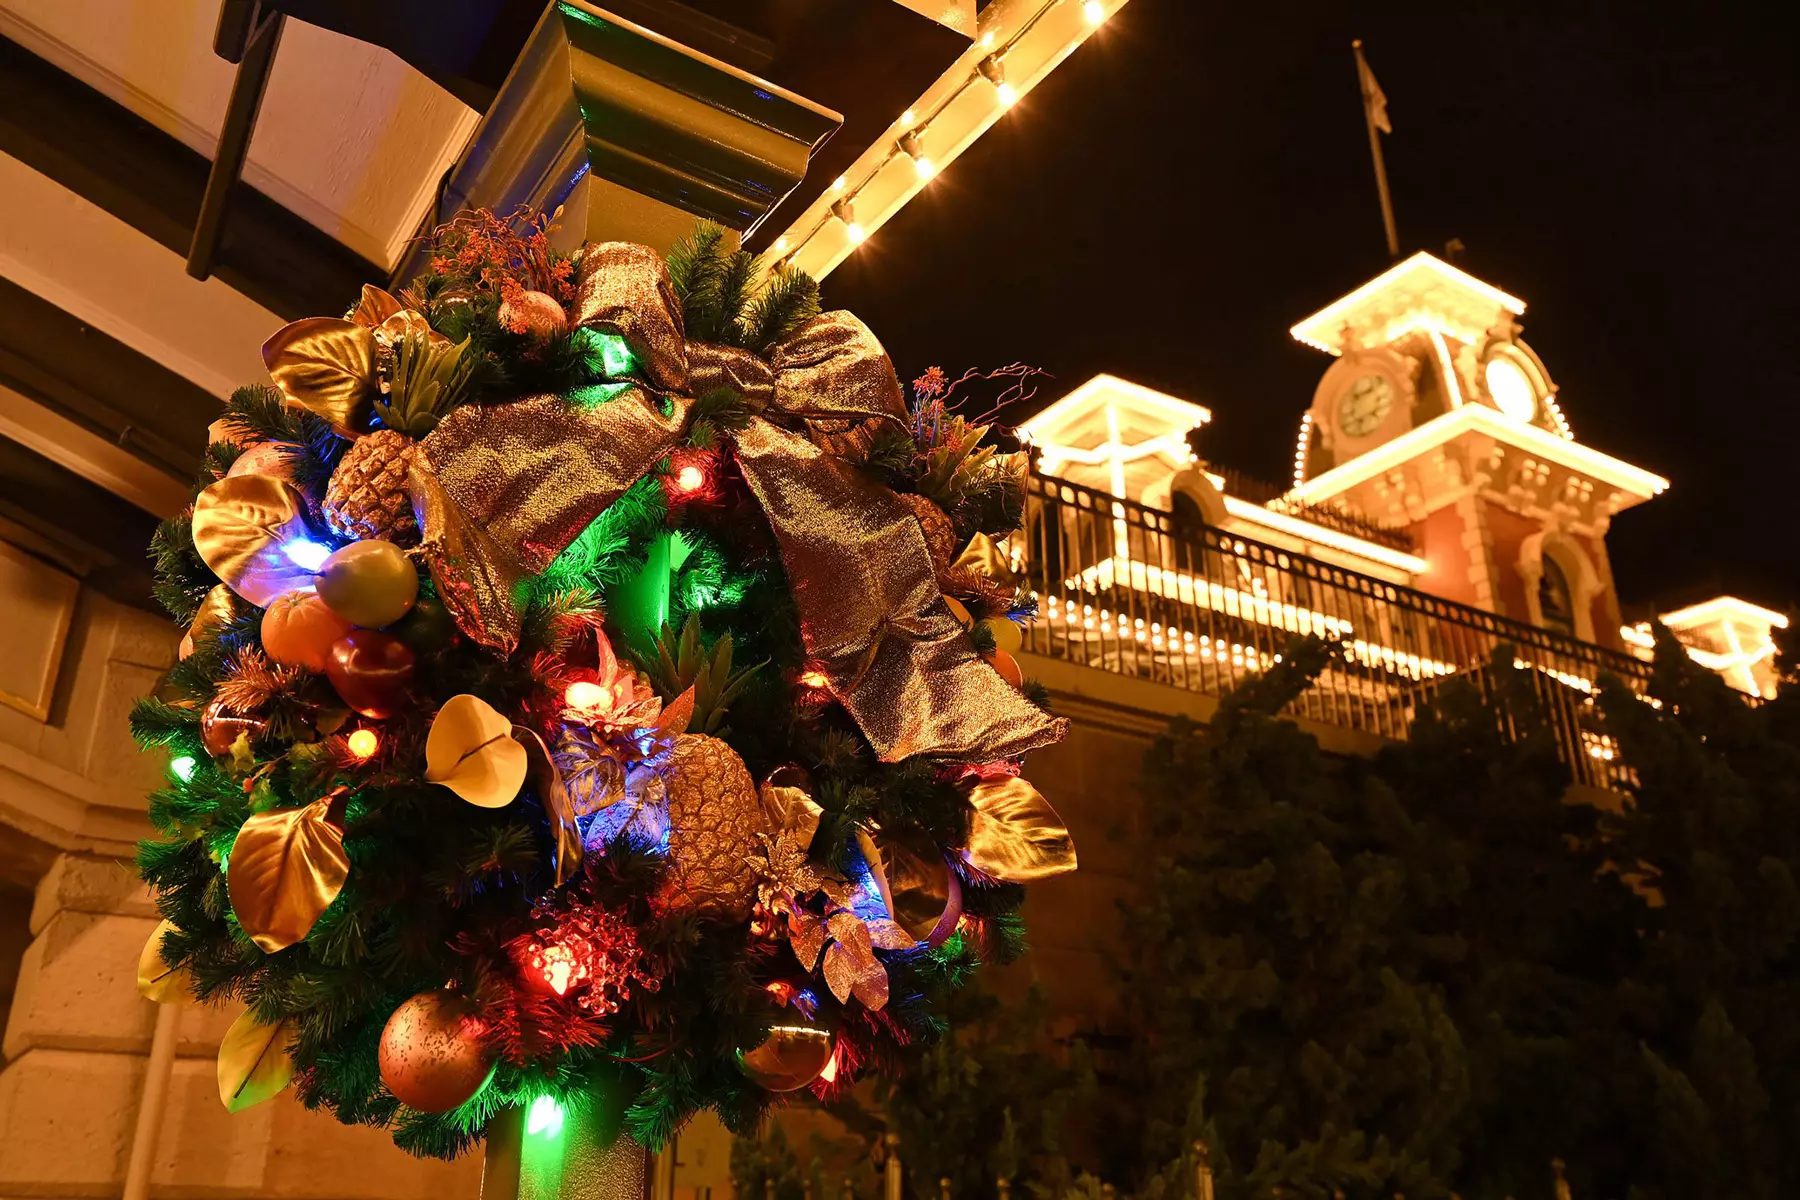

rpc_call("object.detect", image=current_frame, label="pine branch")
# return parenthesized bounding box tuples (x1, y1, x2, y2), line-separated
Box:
(716, 248, 760, 343)
(130, 696, 201, 749)
(740, 266, 821, 354)
(667, 224, 730, 338)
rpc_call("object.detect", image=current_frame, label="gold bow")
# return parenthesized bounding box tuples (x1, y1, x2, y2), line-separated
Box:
(411, 244, 1066, 765)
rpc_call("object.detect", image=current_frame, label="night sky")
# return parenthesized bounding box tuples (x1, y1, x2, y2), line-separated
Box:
(826, 0, 1800, 616)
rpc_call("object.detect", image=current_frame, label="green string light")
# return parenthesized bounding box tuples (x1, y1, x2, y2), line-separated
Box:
(573, 328, 638, 380)
(526, 1095, 565, 1139)
(169, 754, 198, 783)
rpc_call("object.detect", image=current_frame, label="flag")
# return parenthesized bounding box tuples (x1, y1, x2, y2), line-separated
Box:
(1355, 41, 1391, 133)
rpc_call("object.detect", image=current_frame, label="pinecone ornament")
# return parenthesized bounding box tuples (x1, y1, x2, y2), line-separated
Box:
(660, 734, 768, 922)
(897, 491, 998, 601)
(897, 492, 958, 575)
(323, 430, 420, 544)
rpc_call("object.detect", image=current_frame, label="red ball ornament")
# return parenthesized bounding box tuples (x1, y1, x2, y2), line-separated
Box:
(261, 590, 355, 672)
(201, 697, 265, 758)
(378, 990, 496, 1113)
(325, 630, 415, 718)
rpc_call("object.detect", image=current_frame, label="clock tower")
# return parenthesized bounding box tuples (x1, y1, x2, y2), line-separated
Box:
(1287, 252, 1667, 649)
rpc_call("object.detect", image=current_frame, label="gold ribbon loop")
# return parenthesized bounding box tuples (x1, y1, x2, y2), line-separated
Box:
(412, 248, 1066, 763)
(568, 242, 688, 394)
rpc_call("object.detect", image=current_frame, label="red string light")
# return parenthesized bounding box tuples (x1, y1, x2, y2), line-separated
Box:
(661, 451, 719, 503)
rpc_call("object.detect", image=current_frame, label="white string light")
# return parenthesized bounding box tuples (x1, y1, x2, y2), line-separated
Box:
(776, 0, 1112, 270)
(977, 55, 1018, 106)
(1292, 412, 1313, 489)
(830, 198, 865, 244)
(898, 131, 935, 180)
(1543, 391, 1574, 440)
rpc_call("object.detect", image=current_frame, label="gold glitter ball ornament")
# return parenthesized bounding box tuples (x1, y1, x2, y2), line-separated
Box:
(659, 734, 769, 922)
(740, 1017, 834, 1092)
(377, 989, 496, 1113)
(323, 429, 420, 544)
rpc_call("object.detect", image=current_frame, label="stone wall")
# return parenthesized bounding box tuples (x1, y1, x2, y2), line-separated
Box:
(0, 583, 481, 1199)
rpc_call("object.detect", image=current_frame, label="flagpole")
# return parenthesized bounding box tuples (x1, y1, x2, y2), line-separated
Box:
(1353, 39, 1400, 259)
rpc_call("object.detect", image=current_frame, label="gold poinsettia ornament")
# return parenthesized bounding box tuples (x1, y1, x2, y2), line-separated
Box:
(555, 634, 692, 819)
(751, 785, 912, 1011)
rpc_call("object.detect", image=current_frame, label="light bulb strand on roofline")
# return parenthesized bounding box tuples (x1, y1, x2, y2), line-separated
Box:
(776, 0, 1108, 267)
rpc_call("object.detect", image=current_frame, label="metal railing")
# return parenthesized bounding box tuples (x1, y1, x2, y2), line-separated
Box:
(1208, 464, 1418, 554)
(1016, 474, 1650, 788)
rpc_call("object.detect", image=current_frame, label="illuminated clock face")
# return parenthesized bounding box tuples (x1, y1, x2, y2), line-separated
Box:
(1485, 356, 1538, 422)
(1337, 374, 1394, 438)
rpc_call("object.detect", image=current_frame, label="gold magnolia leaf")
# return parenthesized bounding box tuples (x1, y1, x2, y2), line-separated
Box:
(226, 791, 350, 953)
(181, 584, 244, 657)
(964, 775, 1078, 883)
(425, 694, 528, 808)
(761, 784, 823, 849)
(350, 284, 407, 328)
(952, 532, 1019, 587)
(654, 684, 697, 737)
(192, 474, 323, 608)
(262, 316, 377, 435)
(217, 1009, 295, 1112)
(876, 828, 961, 943)
(136, 919, 197, 1005)
(514, 725, 584, 886)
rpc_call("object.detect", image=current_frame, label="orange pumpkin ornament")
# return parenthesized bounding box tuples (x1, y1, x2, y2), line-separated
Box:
(261, 590, 355, 672)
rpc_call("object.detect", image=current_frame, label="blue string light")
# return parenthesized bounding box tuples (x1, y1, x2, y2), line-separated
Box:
(282, 538, 331, 571)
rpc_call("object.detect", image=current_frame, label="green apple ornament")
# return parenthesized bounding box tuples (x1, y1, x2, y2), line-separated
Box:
(315, 541, 419, 628)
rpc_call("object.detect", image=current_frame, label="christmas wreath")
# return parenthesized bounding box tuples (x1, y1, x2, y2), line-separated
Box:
(132, 212, 1076, 1159)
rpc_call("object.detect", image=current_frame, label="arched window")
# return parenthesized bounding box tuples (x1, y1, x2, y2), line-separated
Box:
(1537, 554, 1578, 636)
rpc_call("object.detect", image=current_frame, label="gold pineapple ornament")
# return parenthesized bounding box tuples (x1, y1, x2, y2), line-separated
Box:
(321, 332, 473, 544)
(659, 734, 769, 921)
(324, 430, 418, 542)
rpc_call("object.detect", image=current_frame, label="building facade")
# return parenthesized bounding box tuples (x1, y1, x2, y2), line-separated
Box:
(0, 5, 1785, 1198)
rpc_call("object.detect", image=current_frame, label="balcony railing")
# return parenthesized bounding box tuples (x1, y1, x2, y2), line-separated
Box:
(1015, 474, 1651, 789)
(1208, 464, 1418, 554)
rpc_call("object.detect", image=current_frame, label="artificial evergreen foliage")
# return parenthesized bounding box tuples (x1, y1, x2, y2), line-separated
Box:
(665, 222, 821, 351)
(132, 212, 1066, 1163)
